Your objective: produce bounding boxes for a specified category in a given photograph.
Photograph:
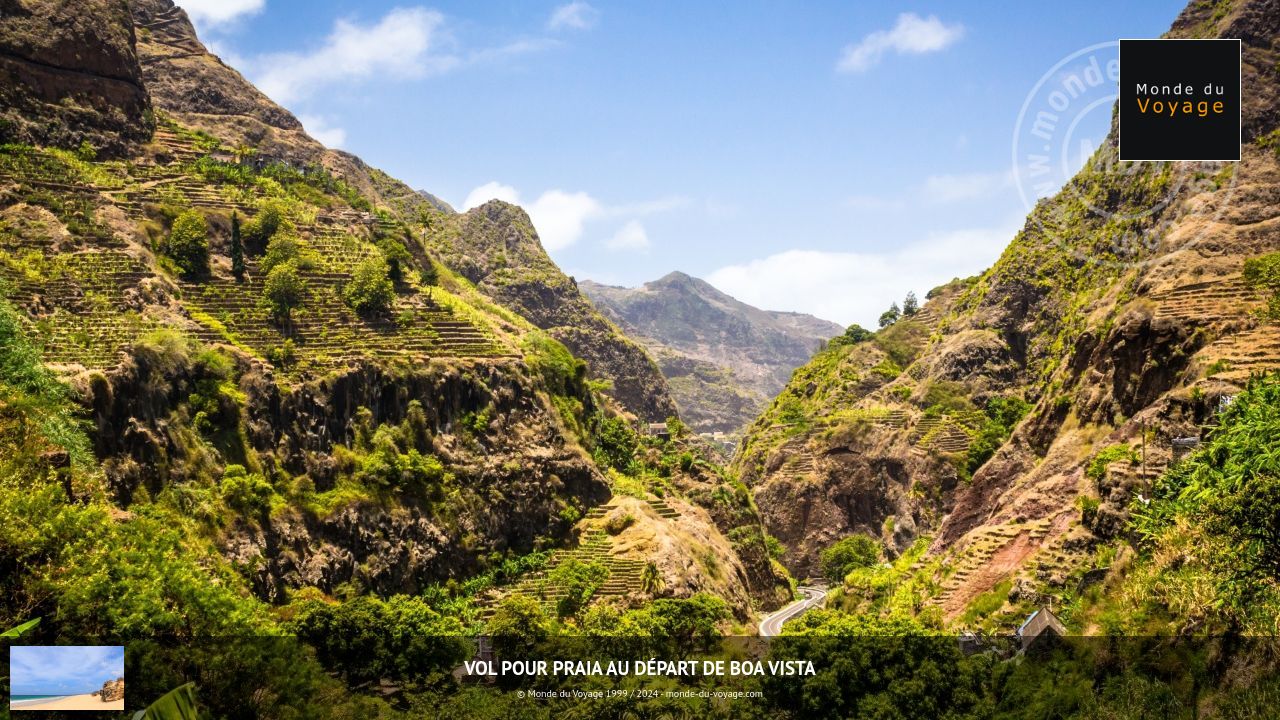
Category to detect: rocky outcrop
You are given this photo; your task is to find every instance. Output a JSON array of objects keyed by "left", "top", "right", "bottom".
[
  {"left": 582, "top": 272, "right": 841, "bottom": 434},
  {"left": 0, "top": 0, "right": 152, "bottom": 154},
  {"left": 98, "top": 677, "right": 124, "bottom": 702},
  {"left": 428, "top": 201, "right": 679, "bottom": 423}
]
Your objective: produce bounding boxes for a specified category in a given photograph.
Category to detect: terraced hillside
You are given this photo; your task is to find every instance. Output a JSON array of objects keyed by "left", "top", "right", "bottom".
[{"left": 0, "top": 123, "right": 507, "bottom": 375}]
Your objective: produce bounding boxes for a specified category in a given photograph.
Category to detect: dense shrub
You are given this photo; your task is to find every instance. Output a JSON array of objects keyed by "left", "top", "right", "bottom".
[
  {"left": 343, "top": 255, "right": 395, "bottom": 315},
  {"left": 820, "top": 534, "right": 881, "bottom": 583},
  {"left": 288, "top": 595, "right": 468, "bottom": 683},
  {"left": 263, "top": 260, "right": 306, "bottom": 320},
  {"left": 549, "top": 559, "right": 609, "bottom": 618},
  {"left": 166, "top": 210, "right": 209, "bottom": 278},
  {"left": 220, "top": 464, "right": 274, "bottom": 515}
]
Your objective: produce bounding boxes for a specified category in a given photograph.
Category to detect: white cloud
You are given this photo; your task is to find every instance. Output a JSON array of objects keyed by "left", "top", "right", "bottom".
[
  {"left": 461, "top": 183, "right": 685, "bottom": 253},
  {"left": 252, "top": 7, "right": 457, "bottom": 104},
  {"left": 548, "top": 2, "right": 599, "bottom": 31},
  {"left": 706, "top": 221, "right": 1018, "bottom": 327},
  {"left": 837, "top": 13, "right": 964, "bottom": 73},
  {"left": 605, "top": 220, "right": 650, "bottom": 251},
  {"left": 463, "top": 181, "right": 521, "bottom": 209},
  {"left": 177, "top": 0, "right": 264, "bottom": 28},
  {"left": 462, "top": 183, "right": 601, "bottom": 252},
  {"left": 526, "top": 190, "right": 602, "bottom": 251},
  {"left": 297, "top": 115, "right": 347, "bottom": 148}
]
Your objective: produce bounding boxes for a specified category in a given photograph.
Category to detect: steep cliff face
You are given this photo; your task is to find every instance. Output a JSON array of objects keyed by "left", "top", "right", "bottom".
[
  {"left": 427, "top": 201, "right": 679, "bottom": 423},
  {"left": 582, "top": 272, "right": 841, "bottom": 434},
  {"left": 0, "top": 0, "right": 152, "bottom": 154},
  {"left": 84, "top": 341, "right": 609, "bottom": 600},
  {"left": 737, "top": 0, "right": 1280, "bottom": 611}
]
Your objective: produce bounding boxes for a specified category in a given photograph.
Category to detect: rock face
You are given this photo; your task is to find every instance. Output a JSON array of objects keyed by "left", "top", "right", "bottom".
[
  {"left": 0, "top": 0, "right": 152, "bottom": 155},
  {"left": 427, "top": 201, "right": 679, "bottom": 423},
  {"left": 581, "top": 272, "right": 842, "bottom": 434},
  {"left": 736, "top": 0, "right": 1280, "bottom": 608},
  {"left": 99, "top": 677, "right": 124, "bottom": 701}
]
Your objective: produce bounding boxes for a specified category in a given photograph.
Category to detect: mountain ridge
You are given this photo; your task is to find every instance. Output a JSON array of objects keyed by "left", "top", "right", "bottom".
[{"left": 582, "top": 272, "right": 841, "bottom": 434}]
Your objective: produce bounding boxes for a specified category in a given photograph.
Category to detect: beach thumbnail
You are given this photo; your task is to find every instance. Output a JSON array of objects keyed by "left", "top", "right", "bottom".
[{"left": 9, "top": 646, "right": 125, "bottom": 711}]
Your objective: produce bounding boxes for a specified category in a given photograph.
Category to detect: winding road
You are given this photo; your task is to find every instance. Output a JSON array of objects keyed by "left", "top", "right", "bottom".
[{"left": 758, "top": 585, "right": 827, "bottom": 636}]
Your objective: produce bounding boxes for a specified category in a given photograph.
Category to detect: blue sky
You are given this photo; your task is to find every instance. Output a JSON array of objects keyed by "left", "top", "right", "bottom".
[
  {"left": 10, "top": 646, "right": 124, "bottom": 696},
  {"left": 178, "top": 1, "right": 1186, "bottom": 326}
]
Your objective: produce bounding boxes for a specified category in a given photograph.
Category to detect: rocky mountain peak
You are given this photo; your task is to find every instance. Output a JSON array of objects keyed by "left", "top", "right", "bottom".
[{"left": 0, "top": 0, "right": 153, "bottom": 154}]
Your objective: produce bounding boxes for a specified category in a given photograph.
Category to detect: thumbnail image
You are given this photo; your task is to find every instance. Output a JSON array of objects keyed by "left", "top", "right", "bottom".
[{"left": 9, "top": 646, "right": 125, "bottom": 711}]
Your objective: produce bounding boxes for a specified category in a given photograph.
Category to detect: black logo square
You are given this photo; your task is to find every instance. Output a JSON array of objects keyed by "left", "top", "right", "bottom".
[{"left": 1119, "top": 38, "right": 1241, "bottom": 161}]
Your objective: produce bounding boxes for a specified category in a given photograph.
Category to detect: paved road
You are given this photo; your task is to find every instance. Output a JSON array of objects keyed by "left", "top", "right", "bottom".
[{"left": 758, "top": 585, "right": 827, "bottom": 637}]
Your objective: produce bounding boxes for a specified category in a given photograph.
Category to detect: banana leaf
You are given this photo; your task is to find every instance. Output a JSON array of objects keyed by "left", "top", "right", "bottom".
[
  {"left": 132, "top": 682, "right": 198, "bottom": 720},
  {"left": 0, "top": 617, "right": 40, "bottom": 638}
]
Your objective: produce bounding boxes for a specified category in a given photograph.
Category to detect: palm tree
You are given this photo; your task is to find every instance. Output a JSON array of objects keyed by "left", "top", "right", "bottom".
[{"left": 641, "top": 562, "right": 663, "bottom": 595}]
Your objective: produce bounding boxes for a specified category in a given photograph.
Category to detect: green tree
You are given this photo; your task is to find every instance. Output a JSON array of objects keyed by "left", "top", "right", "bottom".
[
  {"left": 242, "top": 201, "right": 286, "bottom": 252},
  {"left": 902, "top": 291, "right": 919, "bottom": 316},
  {"left": 166, "top": 210, "right": 210, "bottom": 278},
  {"left": 288, "top": 595, "right": 468, "bottom": 684},
  {"left": 820, "top": 534, "right": 881, "bottom": 583},
  {"left": 487, "top": 595, "right": 553, "bottom": 660},
  {"left": 547, "top": 559, "right": 609, "bottom": 618},
  {"left": 230, "top": 212, "right": 245, "bottom": 280},
  {"left": 1244, "top": 251, "right": 1280, "bottom": 322},
  {"left": 763, "top": 613, "right": 990, "bottom": 720},
  {"left": 878, "top": 302, "right": 901, "bottom": 328},
  {"left": 374, "top": 233, "right": 412, "bottom": 284},
  {"left": 261, "top": 232, "right": 306, "bottom": 275},
  {"left": 344, "top": 255, "right": 396, "bottom": 315},
  {"left": 831, "top": 323, "right": 875, "bottom": 348},
  {"left": 263, "top": 260, "right": 306, "bottom": 320},
  {"left": 644, "top": 594, "right": 729, "bottom": 659},
  {"left": 591, "top": 415, "right": 638, "bottom": 472}
]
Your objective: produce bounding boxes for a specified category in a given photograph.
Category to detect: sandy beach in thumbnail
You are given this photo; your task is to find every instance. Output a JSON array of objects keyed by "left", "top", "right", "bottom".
[{"left": 11, "top": 693, "right": 125, "bottom": 711}]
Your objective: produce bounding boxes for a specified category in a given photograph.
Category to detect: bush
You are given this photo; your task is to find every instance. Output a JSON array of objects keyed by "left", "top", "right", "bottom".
[
  {"left": 549, "top": 559, "right": 609, "bottom": 618},
  {"left": 1243, "top": 251, "right": 1280, "bottom": 322},
  {"left": 1086, "top": 444, "right": 1137, "bottom": 483},
  {"left": 343, "top": 255, "right": 395, "bottom": 315},
  {"left": 603, "top": 512, "right": 635, "bottom": 535},
  {"left": 373, "top": 233, "right": 412, "bottom": 284},
  {"left": 355, "top": 426, "right": 448, "bottom": 492},
  {"left": 263, "top": 261, "right": 306, "bottom": 320},
  {"left": 166, "top": 210, "right": 209, "bottom": 278},
  {"left": 220, "top": 465, "right": 274, "bottom": 515},
  {"left": 260, "top": 232, "right": 313, "bottom": 275},
  {"left": 241, "top": 201, "right": 286, "bottom": 252},
  {"left": 965, "top": 395, "right": 1032, "bottom": 476},
  {"left": 288, "top": 595, "right": 468, "bottom": 683},
  {"left": 821, "top": 534, "right": 881, "bottom": 583}
]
